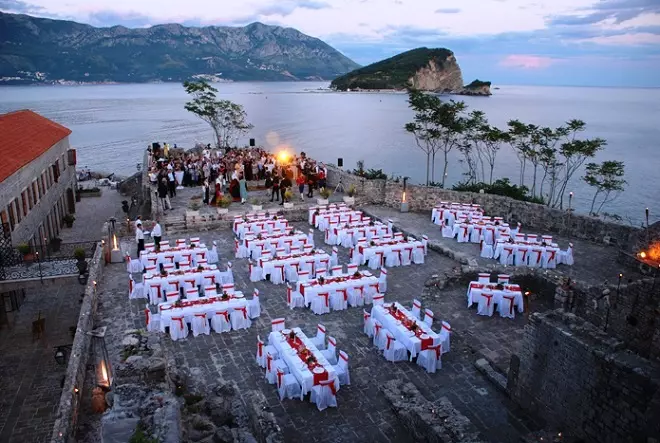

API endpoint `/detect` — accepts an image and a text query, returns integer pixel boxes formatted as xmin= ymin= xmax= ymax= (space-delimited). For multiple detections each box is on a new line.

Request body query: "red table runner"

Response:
xmin=282 ymin=332 xmax=328 ymax=385
xmin=300 ymin=273 xmax=364 ymax=296
xmin=387 ymin=305 xmax=433 ymax=351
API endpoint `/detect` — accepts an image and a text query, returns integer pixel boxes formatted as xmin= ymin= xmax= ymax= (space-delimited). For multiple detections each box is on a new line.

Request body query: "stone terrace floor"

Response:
xmin=87 ymin=220 xmax=554 ymax=443
xmin=362 ymin=205 xmax=640 ymax=287
xmin=0 ymin=281 xmax=84 ymax=443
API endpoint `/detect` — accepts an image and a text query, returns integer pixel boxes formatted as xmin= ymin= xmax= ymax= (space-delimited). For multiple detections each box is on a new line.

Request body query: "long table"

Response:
xmin=371 ymin=302 xmax=440 ymax=359
xmin=259 ymin=251 xmax=331 ymax=282
xmin=158 ymin=294 xmax=248 ymax=332
xmin=296 ymin=271 xmax=379 ymax=306
xmin=466 ymin=282 xmax=524 ymax=311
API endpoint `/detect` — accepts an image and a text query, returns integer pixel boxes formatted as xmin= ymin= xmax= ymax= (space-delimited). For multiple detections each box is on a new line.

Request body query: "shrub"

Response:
xmin=452 ymin=178 xmax=545 ymax=204
xmin=319 ymin=188 xmax=332 ymax=199
xmin=362 ymin=169 xmax=387 ymax=180
xmin=74 ymin=247 xmax=86 ymax=261
xmin=283 ymin=189 xmax=293 ymax=201
xmin=347 ymin=184 xmax=357 ymax=197
xmin=17 ymin=243 xmax=31 ymax=255
xmin=217 ymin=195 xmax=232 ymax=208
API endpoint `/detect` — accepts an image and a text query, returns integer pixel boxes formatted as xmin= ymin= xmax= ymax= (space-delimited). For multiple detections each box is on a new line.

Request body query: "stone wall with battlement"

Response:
xmin=326 ymin=165 xmax=640 ymax=248
xmin=508 ymin=310 xmax=660 ymax=443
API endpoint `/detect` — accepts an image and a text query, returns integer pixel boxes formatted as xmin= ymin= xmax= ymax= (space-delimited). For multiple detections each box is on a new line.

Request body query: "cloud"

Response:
xmin=500 ymin=54 xmax=560 ymax=69
xmin=254 ymin=0 xmax=330 ymax=17
xmin=577 ymin=31 xmax=660 ymax=45
xmin=548 ymin=0 xmax=660 ymax=25
xmin=0 ymin=0 xmax=43 ymax=13
xmin=435 ymin=8 xmax=460 ymax=14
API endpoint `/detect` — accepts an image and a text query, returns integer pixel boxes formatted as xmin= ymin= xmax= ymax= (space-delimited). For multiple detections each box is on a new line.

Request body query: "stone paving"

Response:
xmin=59 ymin=186 xmax=125 ymax=243
xmin=362 ymin=205 xmax=640 ymax=287
xmin=82 ymin=215 xmax=557 ymax=443
xmin=0 ymin=280 xmax=85 ymax=443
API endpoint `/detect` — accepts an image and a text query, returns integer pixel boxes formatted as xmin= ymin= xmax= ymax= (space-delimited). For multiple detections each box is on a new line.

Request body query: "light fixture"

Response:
xmin=54 ymin=344 xmax=73 ymax=365
xmin=88 ymin=327 xmax=113 ymax=389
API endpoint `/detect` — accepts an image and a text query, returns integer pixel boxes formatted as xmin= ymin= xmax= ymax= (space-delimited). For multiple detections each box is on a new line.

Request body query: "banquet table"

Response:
xmin=235 ymin=219 xmax=290 ymax=239
xmin=314 ymin=211 xmax=365 ymax=231
xmin=327 ymin=222 xmax=389 ymax=246
xmin=466 ymin=281 xmax=524 ymax=311
xmin=158 ymin=293 xmax=248 ymax=332
xmin=243 ymin=232 xmax=309 ymax=259
xmin=371 ymin=302 xmax=440 ymax=359
xmin=232 ymin=213 xmax=279 ymax=232
xmin=492 ymin=241 xmax=560 ymax=268
xmin=268 ymin=327 xmax=337 ymax=396
xmin=353 ymin=238 xmax=423 ymax=266
xmin=259 ymin=250 xmax=331 ymax=281
xmin=140 ymin=246 xmax=209 ymax=269
xmin=296 ymin=271 xmax=379 ymax=306
xmin=432 ymin=205 xmax=483 ymax=227
xmin=308 ymin=204 xmax=351 ymax=225
xmin=143 ymin=266 xmax=229 ymax=301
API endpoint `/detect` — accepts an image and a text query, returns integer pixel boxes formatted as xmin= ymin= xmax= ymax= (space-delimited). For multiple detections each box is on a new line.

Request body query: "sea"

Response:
xmin=0 ymin=81 xmax=658 ymax=224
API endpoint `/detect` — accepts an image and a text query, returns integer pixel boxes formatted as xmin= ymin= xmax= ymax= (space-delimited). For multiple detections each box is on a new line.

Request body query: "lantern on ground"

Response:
xmin=401 ymin=177 xmax=409 ymax=213
xmin=87 ymin=327 xmax=113 ymax=390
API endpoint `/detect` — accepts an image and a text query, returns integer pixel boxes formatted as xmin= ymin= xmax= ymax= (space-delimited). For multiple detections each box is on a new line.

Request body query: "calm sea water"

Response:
xmin=1 ymin=82 xmax=658 ymax=224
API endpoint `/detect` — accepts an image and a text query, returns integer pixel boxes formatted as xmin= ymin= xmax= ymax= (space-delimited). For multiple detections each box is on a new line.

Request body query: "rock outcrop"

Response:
xmin=454 ymin=79 xmax=492 ymax=96
xmin=408 ymin=54 xmax=463 ymax=92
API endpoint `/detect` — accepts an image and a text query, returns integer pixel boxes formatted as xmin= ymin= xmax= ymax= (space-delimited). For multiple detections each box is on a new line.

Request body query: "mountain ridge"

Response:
xmin=0 ymin=12 xmax=360 ymax=84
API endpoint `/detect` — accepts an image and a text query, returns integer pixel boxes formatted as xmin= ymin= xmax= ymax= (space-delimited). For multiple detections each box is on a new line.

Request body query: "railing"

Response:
xmin=0 ymin=241 xmax=97 ymax=281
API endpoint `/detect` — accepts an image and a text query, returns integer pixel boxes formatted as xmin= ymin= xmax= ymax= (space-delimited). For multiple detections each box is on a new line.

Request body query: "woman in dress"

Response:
xmin=239 ymin=173 xmax=248 ymax=204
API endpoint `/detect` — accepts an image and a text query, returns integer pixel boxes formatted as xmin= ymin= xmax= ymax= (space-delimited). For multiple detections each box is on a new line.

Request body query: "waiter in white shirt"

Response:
xmin=135 ymin=221 xmax=145 ymax=256
xmin=151 ymin=220 xmax=162 ymax=249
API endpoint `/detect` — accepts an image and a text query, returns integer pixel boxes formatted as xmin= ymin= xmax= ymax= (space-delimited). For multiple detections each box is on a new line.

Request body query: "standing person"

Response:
xmin=158 ymin=177 xmax=171 ymax=210
xmin=279 ymin=173 xmax=292 ymax=206
xmin=239 ymin=173 xmax=248 ymax=205
xmin=270 ymin=172 xmax=280 ymax=202
xmin=296 ymin=173 xmax=306 ymax=201
xmin=202 ymin=179 xmax=210 ymax=205
xmin=167 ymin=167 xmax=176 ymax=198
xmin=151 ymin=219 xmax=162 ymax=249
xmin=317 ymin=163 xmax=327 ymax=190
xmin=135 ymin=222 xmax=145 ymax=257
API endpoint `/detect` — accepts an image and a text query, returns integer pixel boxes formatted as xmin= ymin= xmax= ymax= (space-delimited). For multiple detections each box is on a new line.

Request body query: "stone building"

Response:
xmin=0 ymin=109 xmax=77 ymax=249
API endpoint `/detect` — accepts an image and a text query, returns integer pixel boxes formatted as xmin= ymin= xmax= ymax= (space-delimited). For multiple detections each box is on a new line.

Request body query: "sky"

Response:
xmin=2 ymin=0 xmax=660 ymax=87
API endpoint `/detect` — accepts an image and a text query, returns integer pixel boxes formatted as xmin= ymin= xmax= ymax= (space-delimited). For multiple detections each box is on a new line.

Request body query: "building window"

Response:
xmin=22 ymin=190 xmax=29 ymax=216
xmin=39 ymin=176 xmax=45 ymax=196
xmin=53 ymin=161 xmax=60 ymax=182
xmin=6 ymin=205 xmax=15 ymax=230
xmin=32 ymin=181 xmax=39 ymax=204
xmin=2 ymin=209 xmax=9 ymax=231
xmin=13 ymin=199 xmax=21 ymax=223
xmin=61 ymin=153 xmax=66 ymax=171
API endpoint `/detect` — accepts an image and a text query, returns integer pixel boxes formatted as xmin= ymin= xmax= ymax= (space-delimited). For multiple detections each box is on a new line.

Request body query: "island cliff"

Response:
xmin=330 ymin=47 xmax=491 ymax=96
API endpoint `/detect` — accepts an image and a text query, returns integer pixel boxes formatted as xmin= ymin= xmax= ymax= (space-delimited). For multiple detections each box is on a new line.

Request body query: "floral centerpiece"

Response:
xmin=369 ymin=220 xmax=375 ymax=227
xmin=174 ymin=300 xmax=183 ymax=308
xmin=318 ymin=276 xmax=325 ymax=285
xmin=197 ymin=265 xmax=204 ymax=272
xmin=221 ymin=292 xmax=230 ymax=301
xmin=370 ymin=240 xmax=376 ymax=246
xmin=306 ymin=355 xmax=317 ymax=365
xmin=410 ymin=322 xmax=418 ymax=332
xmin=256 ymin=233 xmax=263 ymax=240
xmin=289 ymin=229 xmax=295 ymax=236
xmin=353 ymin=271 xmax=362 ymax=278
xmin=288 ymin=330 xmax=296 ymax=340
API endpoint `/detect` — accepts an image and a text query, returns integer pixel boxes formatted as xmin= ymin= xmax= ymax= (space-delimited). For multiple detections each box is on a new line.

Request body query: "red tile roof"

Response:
xmin=0 ymin=110 xmax=72 ymax=183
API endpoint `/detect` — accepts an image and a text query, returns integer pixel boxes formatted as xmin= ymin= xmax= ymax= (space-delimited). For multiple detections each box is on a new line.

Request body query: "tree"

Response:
xmin=583 ymin=160 xmax=626 ymax=215
xmin=480 ymin=125 xmax=506 ymax=185
xmin=436 ymin=99 xmax=468 ymax=188
xmin=405 ymin=89 xmax=441 ymax=185
xmin=457 ymin=110 xmax=484 ymax=184
xmin=506 ymin=120 xmax=535 ymax=187
xmin=183 ymin=80 xmax=253 ymax=148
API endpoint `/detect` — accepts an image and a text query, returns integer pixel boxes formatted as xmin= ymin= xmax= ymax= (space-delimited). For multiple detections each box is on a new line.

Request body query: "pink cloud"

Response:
xmin=500 ymin=54 xmax=558 ymax=69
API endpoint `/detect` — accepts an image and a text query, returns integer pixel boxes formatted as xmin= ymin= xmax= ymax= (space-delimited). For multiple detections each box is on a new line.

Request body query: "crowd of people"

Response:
xmin=147 ymin=142 xmax=328 ymax=209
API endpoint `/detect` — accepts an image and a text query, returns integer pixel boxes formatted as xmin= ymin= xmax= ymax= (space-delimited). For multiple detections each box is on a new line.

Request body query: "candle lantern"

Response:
xmin=88 ymin=327 xmax=113 ymax=390
xmin=401 ymin=177 xmax=409 ymax=213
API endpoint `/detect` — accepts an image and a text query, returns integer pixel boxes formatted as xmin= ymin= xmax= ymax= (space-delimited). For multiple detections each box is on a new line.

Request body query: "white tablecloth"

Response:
xmin=308 ymin=204 xmax=350 ymax=225
xmin=493 ymin=242 xmax=560 ymax=267
xmin=315 ymin=211 xmax=365 ymax=231
xmin=466 ymin=282 xmax=524 ymax=310
xmin=371 ymin=302 xmax=440 ymax=358
xmin=140 ymin=246 xmax=209 ymax=268
xmin=296 ymin=272 xmax=379 ymax=305
xmin=354 ymin=239 xmax=422 ymax=265
xmin=329 ymin=222 xmax=389 ymax=246
xmin=158 ymin=294 xmax=248 ymax=332
xmin=243 ymin=232 xmax=309 ymax=258
xmin=268 ymin=327 xmax=337 ymax=396
xmin=260 ymin=251 xmax=331 ymax=281
xmin=235 ymin=219 xmax=290 ymax=239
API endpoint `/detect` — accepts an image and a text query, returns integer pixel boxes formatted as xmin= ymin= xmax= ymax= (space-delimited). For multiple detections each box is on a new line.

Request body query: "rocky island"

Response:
xmin=330 ymin=47 xmax=492 ymax=96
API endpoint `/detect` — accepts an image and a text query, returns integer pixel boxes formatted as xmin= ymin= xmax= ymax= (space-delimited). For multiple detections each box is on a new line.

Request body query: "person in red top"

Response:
xmin=296 ymin=173 xmax=306 ymax=200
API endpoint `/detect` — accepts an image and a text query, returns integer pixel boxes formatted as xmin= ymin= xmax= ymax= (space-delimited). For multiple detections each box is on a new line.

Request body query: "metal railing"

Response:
xmin=0 ymin=241 xmax=97 ymax=281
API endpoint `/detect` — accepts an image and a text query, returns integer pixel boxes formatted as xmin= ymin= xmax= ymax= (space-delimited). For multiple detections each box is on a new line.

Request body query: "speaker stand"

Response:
xmin=334 ymin=170 xmax=345 ymax=193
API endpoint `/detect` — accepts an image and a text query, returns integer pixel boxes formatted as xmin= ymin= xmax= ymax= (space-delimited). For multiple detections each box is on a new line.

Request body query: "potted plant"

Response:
xmin=250 ymin=198 xmax=262 ymax=211
xmin=283 ymin=189 xmax=294 ymax=209
xmin=317 ymin=188 xmax=332 ymax=205
xmin=50 ymin=237 xmax=62 ymax=253
xmin=216 ymin=195 xmax=232 ymax=215
xmin=344 ymin=184 xmax=357 ymax=204
xmin=74 ymin=247 xmax=88 ymax=275
xmin=186 ymin=200 xmax=201 ymax=219
xmin=63 ymin=214 xmax=75 ymax=228
xmin=17 ymin=243 xmax=34 ymax=262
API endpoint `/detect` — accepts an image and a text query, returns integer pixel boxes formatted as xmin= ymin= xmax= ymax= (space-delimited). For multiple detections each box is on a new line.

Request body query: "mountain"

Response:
xmin=0 ymin=12 xmax=360 ymax=84
xmin=330 ymin=47 xmax=491 ymax=96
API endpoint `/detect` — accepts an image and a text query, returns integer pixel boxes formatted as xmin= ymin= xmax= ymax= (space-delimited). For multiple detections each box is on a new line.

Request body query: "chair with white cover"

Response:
xmin=333 ymin=351 xmax=350 ymax=386
xmin=401 ymin=245 xmax=414 ymax=266
xmin=310 ymin=292 xmax=331 ymax=315
xmin=331 ymin=265 xmax=343 ymax=276
xmin=477 ymin=291 xmax=495 ymax=316
xmin=310 ymin=379 xmax=338 ymax=411
xmin=331 ymin=288 xmax=349 ymax=311
xmin=543 ymin=247 xmax=559 ymax=269
xmin=346 ymin=263 xmax=358 ymax=274
xmin=207 ymin=241 xmax=219 ymax=264
xmin=285 ymin=262 xmax=299 ymax=282
xmin=441 ymin=221 xmax=454 ymax=238
xmin=311 ymin=324 xmax=327 ymax=349
xmin=276 ymin=367 xmax=302 ymax=401
xmin=315 ymin=268 xmax=327 ymax=278
xmin=186 ymin=288 xmax=199 ymax=300
xmin=385 ymin=249 xmax=401 ymax=267
xmin=499 ymin=294 xmax=517 ymax=319
xmin=497 ymin=274 xmax=510 ymax=284
xmin=169 ymin=316 xmax=188 ymax=341
xmin=321 ymin=336 xmax=338 ymax=365
xmin=372 ymin=320 xmax=387 ymax=350
xmin=204 ymin=286 xmax=217 ymax=297
xmin=211 ymin=311 xmax=231 ymax=333
xmin=148 ymin=282 xmax=164 ymax=304
xmin=528 ymin=247 xmax=544 ymax=268
xmin=191 ymin=313 xmax=210 ymax=337
xmin=411 ymin=299 xmax=422 ymax=319
xmin=249 ymin=261 xmax=262 ymax=282
xmin=372 ymin=293 xmax=385 ymax=306
xmin=265 ymin=350 xmax=288 ymax=385
xmin=363 ymin=310 xmax=374 ymax=337
xmin=144 ymin=306 xmax=160 ymax=333
xmin=416 ymin=344 xmax=442 ymax=373
xmin=129 ymin=276 xmax=145 ymax=300
xmin=230 ymin=306 xmax=251 ymax=330
xmin=286 ymin=285 xmax=305 ymax=309
xmin=477 ymin=272 xmax=490 ymax=284
xmin=383 ymin=331 xmax=408 ymax=362
xmin=439 ymin=321 xmax=451 ymax=353
xmin=499 ymin=245 xmax=515 ymax=265
xmin=341 ymin=230 xmax=354 ymax=248
xmin=423 ymin=309 xmax=434 ymax=326
xmin=256 ymin=335 xmax=274 ymax=367
xmin=271 ymin=264 xmax=286 ymax=285
xmin=480 ymin=241 xmax=494 ymax=259
xmin=271 ymin=318 xmax=286 ymax=332
xmin=307 ymin=229 xmax=315 ymax=247
xmin=412 ymin=243 xmax=425 ymax=264
xmin=165 ymin=291 xmax=179 ymax=305
xmin=248 ymin=289 xmax=261 ymax=319
xmin=365 ymin=281 xmax=379 ymax=304
xmin=223 ymin=261 xmax=234 ymax=284
xmin=514 ymin=245 xmax=530 ymax=267
xmin=558 ymin=243 xmax=574 ymax=265
xmin=378 ymin=268 xmax=388 ymax=293
xmin=126 ymin=254 xmax=142 ymax=273
xmin=421 ymin=235 xmax=428 ymax=254
xmin=330 ymin=247 xmax=339 ymax=267
xmin=348 ymin=286 xmax=364 ymax=307
xmin=162 ymin=263 xmax=175 ymax=272
xmin=298 ymin=271 xmax=310 ymax=282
